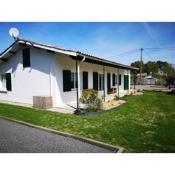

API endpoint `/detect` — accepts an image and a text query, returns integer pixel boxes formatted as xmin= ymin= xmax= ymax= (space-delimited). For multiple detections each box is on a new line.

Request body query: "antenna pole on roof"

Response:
xmin=140 ymin=48 xmax=144 ymax=85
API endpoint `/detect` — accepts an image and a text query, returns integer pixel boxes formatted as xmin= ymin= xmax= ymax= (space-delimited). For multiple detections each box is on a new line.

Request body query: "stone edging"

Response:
xmin=0 ymin=116 xmax=124 ymax=153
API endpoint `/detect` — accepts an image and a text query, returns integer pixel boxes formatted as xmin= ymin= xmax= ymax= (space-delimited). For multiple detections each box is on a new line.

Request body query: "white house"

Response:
xmin=0 ymin=38 xmax=138 ymax=111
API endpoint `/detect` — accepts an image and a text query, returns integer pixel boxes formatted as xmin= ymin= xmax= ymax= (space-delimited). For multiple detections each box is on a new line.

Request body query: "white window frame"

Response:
xmin=99 ymin=74 xmax=104 ymax=91
xmin=0 ymin=74 xmax=7 ymax=91
xmin=71 ymin=72 xmax=77 ymax=90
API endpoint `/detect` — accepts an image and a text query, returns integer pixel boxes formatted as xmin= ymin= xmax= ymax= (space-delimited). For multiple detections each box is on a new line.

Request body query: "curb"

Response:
xmin=0 ymin=116 xmax=124 ymax=153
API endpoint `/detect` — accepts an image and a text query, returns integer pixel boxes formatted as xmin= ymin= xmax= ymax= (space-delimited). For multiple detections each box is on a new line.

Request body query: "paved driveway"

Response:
xmin=0 ymin=118 xmax=112 ymax=153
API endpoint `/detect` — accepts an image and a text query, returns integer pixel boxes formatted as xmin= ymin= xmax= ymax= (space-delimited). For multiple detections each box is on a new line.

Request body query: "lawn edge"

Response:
xmin=0 ymin=116 xmax=124 ymax=153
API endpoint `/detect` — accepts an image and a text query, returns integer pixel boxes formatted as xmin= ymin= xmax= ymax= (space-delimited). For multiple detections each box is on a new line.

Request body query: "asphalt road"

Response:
xmin=0 ymin=118 xmax=112 ymax=153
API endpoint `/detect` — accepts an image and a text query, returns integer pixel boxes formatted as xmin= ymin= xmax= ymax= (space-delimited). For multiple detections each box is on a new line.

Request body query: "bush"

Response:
xmin=80 ymin=89 xmax=102 ymax=112
xmin=170 ymin=89 xmax=175 ymax=95
xmin=114 ymin=95 xmax=119 ymax=100
xmin=156 ymin=78 xmax=165 ymax=86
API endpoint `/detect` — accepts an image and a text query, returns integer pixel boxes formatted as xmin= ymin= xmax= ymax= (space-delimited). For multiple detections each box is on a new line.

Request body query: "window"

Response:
xmin=99 ymin=74 xmax=104 ymax=90
xmin=6 ymin=73 xmax=12 ymax=91
xmin=0 ymin=74 xmax=6 ymax=91
xmin=23 ymin=48 xmax=31 ymax=68
xmin=63 ymin=70 xmax=78 ymax=92
xmin=112 ymin=74 xmax=117 ymax=86
xmin=71 ymin=72 xmax=77 ymax=89
xmin=0 ymin=73 xmax=12 ymax=91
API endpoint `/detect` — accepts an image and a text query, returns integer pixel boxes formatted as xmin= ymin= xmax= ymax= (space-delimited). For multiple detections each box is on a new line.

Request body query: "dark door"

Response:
xmin=107 ymin=73 xmax=111 ymax=94
xmin=83 ymin=71 xmax=88 ymax=89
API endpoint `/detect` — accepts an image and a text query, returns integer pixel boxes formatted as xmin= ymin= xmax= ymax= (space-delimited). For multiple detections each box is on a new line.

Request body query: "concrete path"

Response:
xmin=0 ymin=118 xmax=112 ymax=153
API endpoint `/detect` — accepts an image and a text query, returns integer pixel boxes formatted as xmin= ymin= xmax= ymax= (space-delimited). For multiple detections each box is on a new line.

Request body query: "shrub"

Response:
xmin=114 ymin=95 xmax=119 ymax=100
xmin=170 ymin=89 xmax=175 ymax=95
xmin=80 ymin=89 xmax=102 ymax=112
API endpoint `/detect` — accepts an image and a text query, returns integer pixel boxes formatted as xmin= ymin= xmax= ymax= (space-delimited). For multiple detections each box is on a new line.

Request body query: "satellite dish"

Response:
xmin=9 ymin=27 xmax=19 ymax=40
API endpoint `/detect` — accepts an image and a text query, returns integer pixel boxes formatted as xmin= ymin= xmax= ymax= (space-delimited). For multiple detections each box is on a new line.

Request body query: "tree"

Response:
xmin=144 ymin=61 xmax=159 ymax=75
xmin=131 ymin=61 xmax=144 ymax=73
xmin=164 ymin=63 xmax=175 ymax=89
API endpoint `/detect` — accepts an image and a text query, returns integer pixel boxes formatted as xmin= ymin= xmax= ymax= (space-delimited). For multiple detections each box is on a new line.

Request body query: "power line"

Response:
xmin=106 ymin=46 xmax=175 ymax=64
xmin=106 ymin=49 xmax=140 ymax=58
xmin=144 ymin=46 xmax=175 ymax=50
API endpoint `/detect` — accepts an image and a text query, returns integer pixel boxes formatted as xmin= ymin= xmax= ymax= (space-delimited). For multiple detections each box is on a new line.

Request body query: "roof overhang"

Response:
xmin=0 ymin=38 xmax=139 ymax=71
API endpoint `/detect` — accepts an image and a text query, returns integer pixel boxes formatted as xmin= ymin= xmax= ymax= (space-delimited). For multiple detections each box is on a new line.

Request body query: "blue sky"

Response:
xmin=0 ymin=22 xmax=175 ymax=65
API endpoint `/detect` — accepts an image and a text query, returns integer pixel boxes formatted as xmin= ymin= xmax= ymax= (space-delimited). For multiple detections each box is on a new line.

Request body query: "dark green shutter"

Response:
xmin=63 ymin=70 xmax=71 ymax=92
xmin=93 ymin=72 xmax=98 ymax=90
xmin=6 ymin=73 xmax=12 ymax=91
xmin=119 ymin=74 xmax=121 ymax=85
xmin=124 ymin=75 xmax=129 ymax=90
xmin=112 ymin=74 xmax=115 ymax=86
xmin=83 ymin=71 xmax=88 ymax=89
xmin=115 ymin=75 xmax=117 ymax=85
xmin=23 ymin=48 xmax=31 ymax=68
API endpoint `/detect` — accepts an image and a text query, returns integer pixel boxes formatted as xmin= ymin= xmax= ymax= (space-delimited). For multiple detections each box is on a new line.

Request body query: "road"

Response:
xmin=0 ymin=118 xmax=112 ymax=153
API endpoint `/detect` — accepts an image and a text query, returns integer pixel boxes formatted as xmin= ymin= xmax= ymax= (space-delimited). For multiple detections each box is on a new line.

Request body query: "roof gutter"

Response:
xmin=76 ymin=52 xmax=139 ymax=71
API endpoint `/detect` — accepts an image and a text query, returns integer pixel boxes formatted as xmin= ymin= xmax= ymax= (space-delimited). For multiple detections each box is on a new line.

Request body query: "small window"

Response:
xmin=23 ymin=48 xmax=31 ymax=68
xmin=71 ymin=72 xmax=77 ymax=89
xmin=99 ymin=74 xmax=104 ymax=91
xmin=6 ymin=73 xmax=12 ymax=91
xmin=0 ymin=73 xmax=12 ymax=91
xmin=0 ymin=74 xmax=6 ymax=91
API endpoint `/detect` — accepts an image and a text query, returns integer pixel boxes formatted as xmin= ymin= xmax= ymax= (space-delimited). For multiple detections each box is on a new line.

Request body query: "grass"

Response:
xmin=0 ymin=91 xmax=175 ymax=152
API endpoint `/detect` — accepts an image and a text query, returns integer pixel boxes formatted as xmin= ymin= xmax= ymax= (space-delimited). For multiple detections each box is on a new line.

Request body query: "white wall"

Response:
xmin=53 ymin=53 xmax=131 ymax=106
xmin=0 ymin=47 xmax=131 ymax=107
xmin=0 ymin=47 xmax=54 ymax=105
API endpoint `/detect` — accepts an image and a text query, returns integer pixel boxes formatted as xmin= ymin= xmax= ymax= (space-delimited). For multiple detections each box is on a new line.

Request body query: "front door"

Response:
xmin=107 ymin=73 xmax=111 ymax=94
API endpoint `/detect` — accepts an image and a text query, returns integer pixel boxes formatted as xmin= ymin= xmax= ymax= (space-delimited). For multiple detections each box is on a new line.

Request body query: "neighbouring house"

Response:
xmin=135 ymin=73 xmax=157 ymax=85
xmin=144 ymin=74 xmax=157 ymax=85
xmin=0 ymin=38 xmax=138 ymax=111
xmin=135 ymin=73 xmax=147 ymax=84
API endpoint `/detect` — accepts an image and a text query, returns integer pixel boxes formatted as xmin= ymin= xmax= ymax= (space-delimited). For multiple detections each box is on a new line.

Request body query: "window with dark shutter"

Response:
xmin=99 ymin=74 xmax=104 ymax=90
xmin=63 ymin=70 xmax=71 ymax=92
xmin=93 ymin=72 xmax=98 ymax=90
xmin=23 ymin=48 xmax=31 ymax=68
xmin=5 ymin=73 xmax=12 ymax=91
xmin=119 ymin=74 xmax=121 ymax=85
xmin=124 ymin=75 xmax=129 ymax=90
xmin=83 ymin=71 xmax=88 ymax=89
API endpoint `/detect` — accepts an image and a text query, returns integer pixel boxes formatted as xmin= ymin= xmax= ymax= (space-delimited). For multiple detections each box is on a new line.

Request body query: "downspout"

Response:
xmin=75 ymin=55 xmax=86 ymax=114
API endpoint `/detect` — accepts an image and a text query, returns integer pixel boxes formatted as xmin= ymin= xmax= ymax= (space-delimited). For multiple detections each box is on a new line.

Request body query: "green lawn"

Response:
xmin=0 ymin=91 xmax=175 ymax=152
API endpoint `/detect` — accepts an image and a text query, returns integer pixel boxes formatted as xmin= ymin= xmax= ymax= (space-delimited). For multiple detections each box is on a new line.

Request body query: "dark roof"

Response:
xmin=0 ymin=38 xmax=139 ymax=70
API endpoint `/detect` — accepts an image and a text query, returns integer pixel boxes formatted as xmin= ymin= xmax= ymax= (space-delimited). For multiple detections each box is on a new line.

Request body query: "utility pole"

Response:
xmin=140 ymin=48 xmax=144 ymax=85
